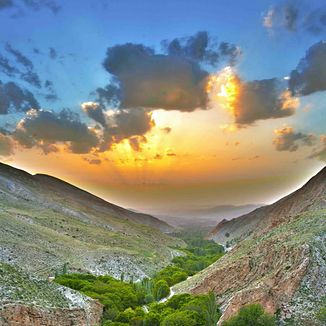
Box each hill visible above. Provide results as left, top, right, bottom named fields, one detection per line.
left=0, top=162, right=183, bottom=280
left=173, top=167, right=326, bottom=325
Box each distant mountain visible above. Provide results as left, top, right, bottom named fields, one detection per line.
left=174, top=167, right=326, bottom=325
left=142, top=204, right=262, bottom=230
left=208, top=167, right=326, bottom=245
left=0, top=162, right=182, bottom=280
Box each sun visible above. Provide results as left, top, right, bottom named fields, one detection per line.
left=206, top=66, right=241, bottom=117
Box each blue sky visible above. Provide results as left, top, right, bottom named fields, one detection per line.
left=0, top=0, right=324, bottom=113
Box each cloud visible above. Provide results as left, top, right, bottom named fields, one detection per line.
left=0, top=0, right=13, bottom=10
left=97, top=108, right=155, bottom=152
left=0, top=131, right=14, bottom=156
left=0, top=53, right=19, bottom=77
left=236, top=80, right=299, bottom=125
left=5, top=43, right=33, bottom=70
left=83, top=157, right=102, bottom=165
left=263, top=0, right=326, bottom=35
left=21, top=0, right=61, bottom=15
left=0, top=81, right=39, bottom=114
left=307, top=135, right=326, bottom=161
left=207, top=68, right=299, bottom=126
left=273, top=126, right=316, bottom=151
left=128, top=135, right=147, bottom=152
left=162, top=31, right=241, bottom=67
left=81, top=101, right=107, bottom=128
left=289, top=41, right=326, bottom=96
left=14, top=109, right=99, bottom=154
left=103, top=43, right=208, bottom=111
left=80, top=101, right=154, bottom=152
left=2, top=43, right=42, bottom=88
left=100, top=32, right=241, bottom=112
left=49, top=47, right=57, bottom=59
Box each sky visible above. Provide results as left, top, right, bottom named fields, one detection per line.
left=0, top=0, right=325, bottom=212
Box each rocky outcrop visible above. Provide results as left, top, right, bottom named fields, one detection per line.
left=0, top=300, right=103, bottom=326
left=174, top=167, right=326, bottom=325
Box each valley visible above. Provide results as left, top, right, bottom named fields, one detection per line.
left=0, top=164, right=325, bottom=325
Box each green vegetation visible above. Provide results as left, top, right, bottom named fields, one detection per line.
left=55, top=232, right=225, bottom=325
left=316, top=305, right=326, bottom=323
left=0, top=262, right=71, bottom=308
left=222, top=304, right=276, bottom=326
left=155, top=231, right=224, bottom=287
left=54, top=273, right=220, bottom=325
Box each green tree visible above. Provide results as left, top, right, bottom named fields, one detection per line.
left=153, top=279, right=170, bottom=301
left=317, top=306, right=326, bottom=323
left=222, top=304, right=276, bottom=326
left=161, top=310, right=198, bottom=326
left=204, top=291, right=220, bottom=326
left=143, top=312, right=160, bottom=326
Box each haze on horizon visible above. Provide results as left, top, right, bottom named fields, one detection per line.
left=0, top=0, right=325, bottom=212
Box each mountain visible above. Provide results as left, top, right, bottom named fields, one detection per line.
left=173, top=167, right=326, bottom=325
left=141, top=204, right=262, bottom=230
left=0, top=162, right=183, bottom=281
left=207, top=168, right=326, bottom=245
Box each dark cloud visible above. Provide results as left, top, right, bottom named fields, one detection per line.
left=14, top=109, right=99, bottom=154
left=128, top=135, right=146, bottom=152
left=0, top=81, right=39, bottom=114
left=162, top=31, right=241, bottom=67
left=273, top=126, right=316, bottom=152
left=97, top=108, right=154, bottom=152
left=94, top=83, right=121, bottom=108
left=263, top=1, right=326, bottom=35
left=83, top=157, right=102, bottom=165
left=0, top=54, right=18, bottom=76
left=103, top=43, right=207, bottom=111
left=22, top=0, right=61, bottom=15
left=5, top=43, right=33, bottom=70
left=81, top=101, right=107, bottom=128
left=308, top=135, right=326, bottom=161
left=49, top=47, right=57, bottom=59
left=0, top=0, right=13, bottom=10
left=2, top=43, right=42, bottom=88
left=208, top=69, right=299, bottom=126
left=21, top=70, right=41, bottom=88
left=43, top=80, right=58, bottom=101
left=0, top=131, right=14, bottom=156
left=289, top=41, right=326, bottom=96
left=161, top=127, right=172, bottom=134
left=100, top=32, right=241, bottom=112
left=234, top=79, right=298, bottom=125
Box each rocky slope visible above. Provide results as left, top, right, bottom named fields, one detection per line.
left=208, top=167, right=326, bottom=245
left=0, top=162, right=184, bottom=279
left=0, top=262, right=103, bottom=326
left=174, top=167, right=326, bottom=325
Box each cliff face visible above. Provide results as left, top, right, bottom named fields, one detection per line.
left=174, top=168, right=326, bottom=325
left=0, top=301, right=103, bottom=326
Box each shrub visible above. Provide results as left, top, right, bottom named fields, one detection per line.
left=222, top=304, right=276, bottom=326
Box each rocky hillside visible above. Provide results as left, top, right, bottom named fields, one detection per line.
left=174, top=167, right=326, bottom=325
left=208, top=167, right=326, bottom=245
left=0, top=162, right=184, bottom=280
left=0, top=262, right=103, bottom=325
